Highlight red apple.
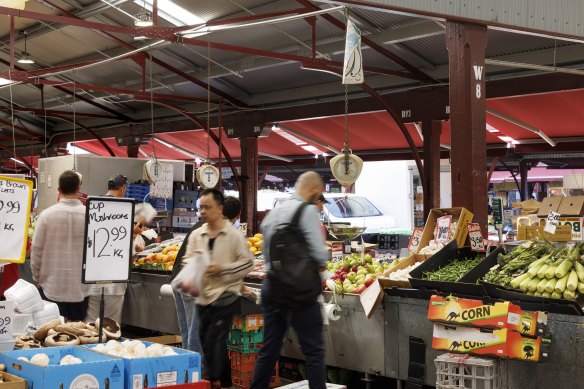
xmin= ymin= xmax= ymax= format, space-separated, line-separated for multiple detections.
xmin=341 ymin=266 xmax=350 ymax=273
xmin=331 ymin=274 xmax=339 ymax=281
xmin=354 ymin=285 xmax=366 ymax=294
xmin=351 ymin=264 xmax=360 ymax=273
xmin=340 ymin=273 xmax=348 ymax=281
xmin=364 ymin=276 xmax=375 ymax=288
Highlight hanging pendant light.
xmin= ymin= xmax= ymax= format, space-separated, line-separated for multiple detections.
xmin=134 ymin=0 xmax=153 ymax=27
xmin=17 ymin=31 xmax=34 ymax=64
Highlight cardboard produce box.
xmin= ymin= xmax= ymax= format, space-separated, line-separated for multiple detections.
xmin=0 ymin=346 xmax=125 ymax=389
xmin=431 ymin=324 xmax=551 ymax=362
xmin=0 ymin=372 xmax=26 ymax=389
xmin=537 ymin=196 xmax=584 ymax=217
xmin=427 ymin=295 xmax=548 ymax=337
xmin=379 ymin=254 xmax=429 ymax=288
xmin=418 ymin=208 xmax=474 ymax=252
xmin=86 ymin=341 xmax=201 ymax=389
xmin=536 ymin=216 xmax=584 ymax=241
xmin=516 ymin=225 xmax=572 ymax=241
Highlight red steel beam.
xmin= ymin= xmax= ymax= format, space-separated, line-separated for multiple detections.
xmin=296 ymin=0 xmax=437 ymax=83
xmin=180 ymin=37 xmax=416 ymax=80
xmin=35 ymin=0 xmax=247 ymax=107
xmin=134 ymin=98 xmax=241 ymax=192
xmin=0 ymin=143 xmax=35 ymax=173
xmin=49 ymin=114 xmax=115 ymax=156
xmin=0 ymin=105 xmax=118 ymax=120
xmin=0 ymin=58 xmax=132 ymax=121
xmin=0 ymin=117 xmax=42 ymax=139
xmin=206 ymin=8 xmax=314 ymax=27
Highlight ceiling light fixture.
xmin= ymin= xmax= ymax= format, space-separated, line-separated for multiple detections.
xmin=17 ymin=31 xmax=34 ymax=64
xmin=134 ymin=0 xmax=153 ymax=27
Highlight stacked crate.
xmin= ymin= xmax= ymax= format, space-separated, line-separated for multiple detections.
xmin=228 ymin=314 xmax=279 ymax=389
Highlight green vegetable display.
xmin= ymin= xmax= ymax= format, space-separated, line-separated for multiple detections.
xmin=422 ymin=257 xmax=482 ymax=282
xmin=483 ymin=240 xmax=584 ymax=301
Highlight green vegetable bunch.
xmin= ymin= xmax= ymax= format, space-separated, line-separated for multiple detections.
xmin=422 ymin=257 xmax=482 ymax=282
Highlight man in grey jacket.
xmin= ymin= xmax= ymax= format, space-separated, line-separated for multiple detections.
xmin=251 ymin=171 xmax=328 ymax=389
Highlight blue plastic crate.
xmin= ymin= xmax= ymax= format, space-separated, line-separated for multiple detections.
xmin=150 ymin=197 xmax=174 ymax=212
xmin=126 ymin=184 xmax=151 ymax=202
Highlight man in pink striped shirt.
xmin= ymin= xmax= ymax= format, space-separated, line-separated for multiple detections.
xmin=31 ymin=170 xmax=89 ymax=322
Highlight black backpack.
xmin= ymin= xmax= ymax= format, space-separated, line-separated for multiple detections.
xmin=266 ymin=202 xmax=322 ymax=308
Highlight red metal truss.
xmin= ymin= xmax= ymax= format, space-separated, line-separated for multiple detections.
xmin=34 ymin=0 xmax=248 ymax=108
xmin=0 ymin=142 xmax=35 ymax=173
xmin=296 ymin=0 xmax=438 ymax=83
xmin=0 ymin=117 xmax=43 ymax=139
xmin=0 ymin=105 xmax=120 ymax=120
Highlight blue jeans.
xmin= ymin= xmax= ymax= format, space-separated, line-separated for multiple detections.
xmin=251 ymin=281 xmax=326 ymax=389
xmin=173 ymin=290 xmax=204 ymax=359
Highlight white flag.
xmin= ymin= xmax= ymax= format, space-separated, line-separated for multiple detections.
xmin=342 ymin=20 xmax=364 ymax=84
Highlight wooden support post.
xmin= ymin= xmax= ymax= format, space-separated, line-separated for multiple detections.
xmin=422 ymin=120 xmax=442 ymax=219
xmin=240 ymin=136 xmax=258 ymax=236
xmin=447 ymin=22 xmax=488 ymax=234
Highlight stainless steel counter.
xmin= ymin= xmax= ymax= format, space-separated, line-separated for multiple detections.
xmin=122 ymin=271 xmax=180 ymax=334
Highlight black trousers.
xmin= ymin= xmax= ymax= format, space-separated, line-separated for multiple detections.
xmin=38 ymin=288 xmax=88 ymax=322
xmin=197 ymin=301 xmax=237 ymax=386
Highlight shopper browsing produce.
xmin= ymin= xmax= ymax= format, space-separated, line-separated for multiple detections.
xmin=251 ymin=171 xmax=328 ymax=389
xmin=31 ymin=170 xmax=90 ymax=321
xmin=180 ymin=189 xmax=253 ymax=389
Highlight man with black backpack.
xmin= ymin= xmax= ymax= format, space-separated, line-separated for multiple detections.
xmin=251 ymin=171 xmax=329 ymax=389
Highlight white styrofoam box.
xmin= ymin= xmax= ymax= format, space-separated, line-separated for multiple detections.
xmin=277 ymin=382 xmax=346 ymax=389
xmin=5 ymin=280 xmax=44 ymax=314
xmin=13 ymin=313 xmax=31 ymax=335
xmin=85 ymin=341 xmax=201 ymax=389
xmin=32 ymin=301 xmax=60 ymax=327
xmin=1 ymin=346 xmax=125 ymax=389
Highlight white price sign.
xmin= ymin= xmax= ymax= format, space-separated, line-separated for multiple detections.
xmin=544 ymin=211 xmax=561 ymax=234
xmin=0 ymin=300 xmax=14 ymax=342
xmin=408 ymin=228 xmax=424 ymax=253
xmin=467 ymin=222 xmax=485 ymax=252
xmin=0 ymin=176 xmax=32 ymax=263
xmin=82 ymin=197 xmax=135 ymax=284
xmin=434 ymin=215 xmax=452 ymax=244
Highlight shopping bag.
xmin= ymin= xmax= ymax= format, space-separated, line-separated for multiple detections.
xmin=171 ymin=250 xmax=210 ymax=297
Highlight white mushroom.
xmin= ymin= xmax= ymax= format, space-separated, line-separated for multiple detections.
xmin=162 ymin=346 xmax=177 ymax=356
xmin=17 ymin=357 xmax=29 ymax=363
xmin=30 ymin=353 xmax=49 ymax=367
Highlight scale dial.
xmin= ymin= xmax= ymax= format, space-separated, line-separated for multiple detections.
xmin=196 ymin=164 xmax=220 ymax=189
xmin=144 ymin=159 xmax=163 ymax=183
xmin=329 ymin=152 xmax=363 ymax=187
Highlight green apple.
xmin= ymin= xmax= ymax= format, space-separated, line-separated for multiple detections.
xmin=367 ymin=265 xmax=376 ymax=273
xmin=357 ymin=269 xmax=367 ymax=276
xmin=356 ymin=279 xmax=365 ymax=286
xmin=346 ymin=285 xmax=356 ymax=294
xmin=347 ymin=272 xmax=357 ymax=281
xmin=349 ymin=259 xmax=358 ymax=268
xmin=343 ymin=258 xmax=351 ymax=267
xmin=333 ymin=262 xmax=342 ymax=271
xmin=364 ymin=254 xmax=373 ymax=264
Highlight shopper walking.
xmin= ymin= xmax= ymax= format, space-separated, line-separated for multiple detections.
xmin=181 ymin=189 xmax=253 ymax=389
xmin=251 ymin=171 xmax=329 ymax=389
xmin=31 ymin=170 xmax=89 ymax=322
xmin=85 ymin=174 xmax=129 ymax=323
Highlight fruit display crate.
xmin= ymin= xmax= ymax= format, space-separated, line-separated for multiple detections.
xmin=126 ymin=183 xmax=151 ymax=202
xmin=228 ymin=351 xmax=279 ymax=389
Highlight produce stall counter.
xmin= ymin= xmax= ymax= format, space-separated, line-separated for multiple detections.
xmin=280 ymin=291 xmax=386 ymax=376
xmin=384 ymin=294 xmax=584 ymax=388
xmin=123 ymin=271 xmax=179 ymax=334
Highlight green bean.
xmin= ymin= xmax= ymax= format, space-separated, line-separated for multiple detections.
xmin=422 ymin=257 xmax=482 ymax=282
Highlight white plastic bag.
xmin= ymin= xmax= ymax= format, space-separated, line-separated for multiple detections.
xmin=133 ymin=234 xmax=146 ymax=253
xmin=171 ymin=250 xmax=210 ymax=297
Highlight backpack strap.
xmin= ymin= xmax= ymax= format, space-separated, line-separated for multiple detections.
xmin=289 ymin=202 xmax=310 ymax=228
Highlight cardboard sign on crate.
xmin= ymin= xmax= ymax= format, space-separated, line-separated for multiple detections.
xmin=417 ymin=208 xmax=474 ymax=253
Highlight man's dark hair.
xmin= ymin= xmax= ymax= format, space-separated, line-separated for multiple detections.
xmin=223 ymin=196 xmax=241 ymax=220
xmin=59 ymin=170 xmax=81 ymax=195
xmin=201 ymin=188 xmax=224 ymax=206
xmin=108 ymin=174 xmax=128 ymax=190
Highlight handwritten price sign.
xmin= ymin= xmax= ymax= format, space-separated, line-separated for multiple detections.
xmin=435 ymin=215 xmax=452 ymax=244
xmin=82 ymin=197 xmax=135 ymax=284
xmin=544 ymin=211 xmax=561 ymax=234
xmin=0 ymin=176 xmax=32 ymax=263
xmin=467 ymin=222 xmax=486 ymax=252
xmin=408 ymin=228 xmax=424 ymax=253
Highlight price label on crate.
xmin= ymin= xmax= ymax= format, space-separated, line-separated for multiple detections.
xmin=0 ymin=176 xmax=33 ymax=263
xmin=467 ymin=222 xmax=485 ymax=252
xmin=434 ymin=215 xmax=452 ymax=244
xmin=408 ymin=227 xmax=424 ymax=253
xmin=544 ymin=211 xmax=561 ymax=234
